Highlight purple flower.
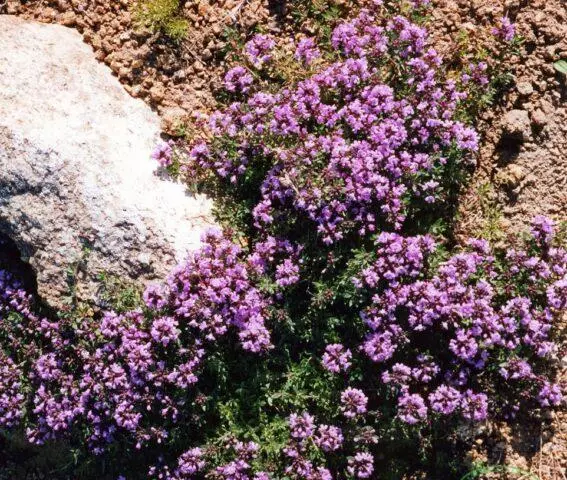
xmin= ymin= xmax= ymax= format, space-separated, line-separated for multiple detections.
xmin=449 ymin=330 xmax=478 ymax=362
xmin=453 ymin=123 xmax=479 ymax=151
xmin=499 ymin=359 xmax=533 ymax=381
xmin=0 ymin=354 xmax=25 ymax=428
xmin=412 ymin=355 xmax=439 ymax=383
xmin=531 ymin=215 xmax=555 ymax=247
xmin=362 ymin=331 xmax=398 ymax=363
xmin=246 ymin=34 xmax=276 ymax=67
xmin=295 ymin=38 xmax=320 ymax=65
xmin=461 ymin=390 xmax=488 ymax=422
xmin=151 ymin=141 xmax=174 ymax=167
xmin=340 ymin=387 xmax=368 ymax=419
xmin=162 ymin=228 xmax=273 ymax=352
xmin=428 ymin=385 xmax=461 ymax=415
xmin=311 ymin=467 xmax=332 ymax=480
xmin=289 ymin=412 xmax=315 ymax=439
xmin=410 ymin=0 xmax=431 ymax=7
xmin=151 ymin=316 xmax=180 ymax=347
xmin=143 ymin=284 xmax=168 ymax=310
xmin=224 ymin=66 xmax=254 ymax=94
xmin=465 ymin=62 xmax=489 ymax=86
xmin=254 ymin=473 xmax=271 ymax=480
xmin=235 ymin=441 xmax=260 ymax=460
xmin=321 ymin=343 xmax=352 ymax=374
xmin=397 ymin=393 xmax=427 ymax=424
xmin=275 ymin=258 xmax=300 ymax=287
xmin=0 ymin=0 xmax=565 ymax=471
xmin=315 ymin=424 xmax=343 ymax=452
xmin=215 ymin=460 xmax=250 ymax=479
xmin=239 ymin=318 xmax=273 ymax=353
xmin=547 ymin=278 xmax=567 ymax=310
xmin=382 ymin=363 xmax=412 ymax=386
xmin=492 ymin=17 xmax=515 ymax=42
xmin=538 ymin=382 xmax=562 ymax=407
xmin=347 ymin=452 xmax=374 ymax=479
xmin=34 ymin=353 xmax=61 ymax=382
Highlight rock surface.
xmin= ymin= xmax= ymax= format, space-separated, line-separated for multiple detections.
xmin=501 ymin=109 xmax=532 ymax=143
xmin=0 ymin=15 xmax=213 ymax=308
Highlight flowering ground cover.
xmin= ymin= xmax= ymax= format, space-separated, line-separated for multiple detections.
xmin=1 ymin=1 xmax=565 ymax=479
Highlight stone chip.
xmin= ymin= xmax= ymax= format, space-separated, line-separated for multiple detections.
xmin=501 ymin=109 xmax=532 ymax=143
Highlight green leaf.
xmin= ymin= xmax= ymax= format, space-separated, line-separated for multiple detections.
xmin=554 ymin=59 xmax=567 ymax=74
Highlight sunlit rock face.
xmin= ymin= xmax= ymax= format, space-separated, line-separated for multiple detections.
xmin=0 ymin=15 xmax=213 ymax=308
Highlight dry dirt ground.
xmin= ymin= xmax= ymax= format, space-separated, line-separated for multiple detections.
xmin=435 ymin=1 xmax=567 ymax=478
xmin=1 ymin=0 xmax=566 ymax=478
xmin=441 ymin=0 xmax=567 ymax=238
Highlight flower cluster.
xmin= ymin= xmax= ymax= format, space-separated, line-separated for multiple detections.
xmin=340 ymin=387 xmax=368 ymax=419
xmin=170 ymin=447 xmax=207 ymax=479
xmin=148 ymin=228 xmax=273 ymax=353
xmin=0 ymin=352 xmax=25 ymax=428
xmin=295 ymin=37 xmax=320 ymax=66
xmin=347 ymin=452 xmax=374 ymax=479
xmin=26 ymin=307 xmax=205 ymax=450
xmin=247 ymin=236 xmax=302 ymax=289
xmin=151 ymin=140 xmax=175 ymax=167
xmin=462 ymin=61 xmax=489 ymax=86
xmin=283 ymin=413 xmax=344 ymax=480
xmin=321 ymin=343 xmax=352 ymax=374
xmin=213 ymin=441 xmax=263 ymax=480
xmin=151 ymin=441 xmax=272 ymax=480
xmin=0 ymin=270 xmax=46 ymax=428
xmin=3 ymin=229 xmax=273 ymax=457
xmin=492 ymin=16 xmax=516 ymax=42
xmin=190 ymin=9 xmax=479 ymax=245
xmin=148 ymin=447 xmax=206 ymax=480
xmin=281 ymin=412 xmax=373 ymax=479
xmin=347 ymin=218 xmax=566 ymax=425
xmin=224 ymin=66 xmax=254 ymax=94
xmin=245 ymin=34 xmax=276 ymax=67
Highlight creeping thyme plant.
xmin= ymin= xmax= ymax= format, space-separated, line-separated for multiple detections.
xmin=1 ymin=2 xmax=565 ymax=479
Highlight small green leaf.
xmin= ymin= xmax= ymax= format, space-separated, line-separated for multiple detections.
xmin=554 ymin=59 xmax=567 ymax=74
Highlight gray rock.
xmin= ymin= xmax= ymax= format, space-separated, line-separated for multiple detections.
xmin=0 ymin=16 xmax=213 ymax=308
xmin=516 ymin=81 xmax=534 ymax=97
xmin=531 ymin=109 xmax=548 ymax=127
xmin=502 ymin=109 xmax=532 ymax=143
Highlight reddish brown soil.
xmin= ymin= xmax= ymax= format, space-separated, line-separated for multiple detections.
xmin=432 ymin=1 xmax=567 ymax=478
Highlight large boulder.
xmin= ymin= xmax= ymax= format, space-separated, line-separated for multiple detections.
xmin=0 ymin=15 xmax=213 ymax=308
